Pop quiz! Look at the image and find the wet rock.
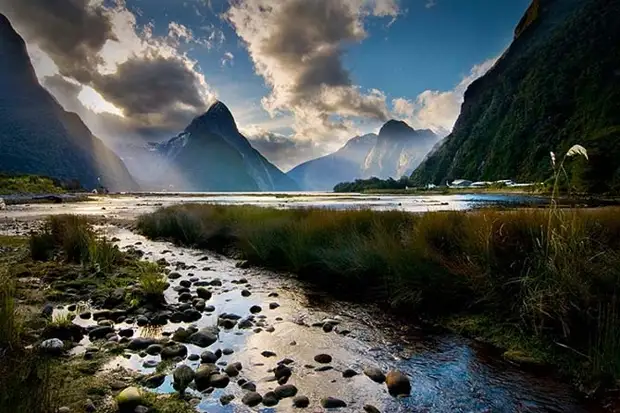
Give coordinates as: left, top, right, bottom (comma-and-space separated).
128, 337, 158, 351
274, 365, 292, 380
199, 256, 209, 261
118, 328, 133, 338
104, 288, 126, 309
209, 374, 230, 388
249, 305, 262, 314
269, 302, 280, 310
58, 406, 70, 413
188, 354, 200, 361
179, 280, 191, 288
134, 406, 149, 413
178, 292, 193, 302
220, 394, 235, 405
265, 326, 275, 333
224, 364, 239, 377
196, 287, 212, 300
145, 344, 163, 355
236, 260, 251, 269
136, 316, 149, 326
277, 376, 289, 385
242, 392, 262, 407
263, 391, 279, 406
200, 351, 219, 364
220, 313, 242, 320
168, 272, 181, 280
194, 364, 218, 390
161, 344, 188, 360
274, 384, 298, 399
150, 313, 169, 325
115, 387, 143, 411
204, 305, 216, 312
88, 326, 114, 340
322, 323, 334, 333
321, 397, 347, 408
182, 309, 202, 322
218, 319, 237, 329
238, 318, 253, 329
210, 279, 222, 286
364, 367, 386, 383
241, 290, 251, 297
222, 348, 234, 355
385, 370, 411, 396
292, 395, 310, 408
241, 382, 257, 392
40, 338, 64, 355
315, 366, 333, 372
314, 354, 332, 364
342, 369, 358, 378
173, 365, 195, 394
79, 311, 91, 319
193, 299, 206, 311
364, 404, 381, 413
41, 303, 54, 318
169, 312, 184, 323
261, 350, 277, 358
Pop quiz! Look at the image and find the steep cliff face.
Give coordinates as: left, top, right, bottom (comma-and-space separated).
152, 101, 299, 192
411, 0, 620, 192
287, 134, 377, 191
0, 14, 138, 191
363, 120, 437, 179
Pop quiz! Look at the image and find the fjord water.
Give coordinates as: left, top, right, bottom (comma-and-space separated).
82, 226, 591, 413
2, 192, 546, 220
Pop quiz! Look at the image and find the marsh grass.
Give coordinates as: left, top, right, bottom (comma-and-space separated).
138, 204, 620, 385
132, 261, 168, 302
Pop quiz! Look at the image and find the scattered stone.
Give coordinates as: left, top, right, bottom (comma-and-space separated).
241, 290, 251, 297
269, 302, 280, 310
364, 404, 381, 413
321, 397, 347, 408
342, 369, 358, 378
220, 394, 235, 405
315, 366, 333, 372
128, 337, 158, 351
161, 344, 188, 360
136, 316, 149, 326
209, 374, 230, 388
196, 287, 212, 300
274, 365, 292, 380
222, 348, 234, 355
193, 299, 206, 311
262, 391, 279, 406
314, 354, 332, 364
268, 292, 279, 298
188, 354, 200, 361
200, 351, 219, 364
224, 364, 239, 377
274, 384, 298, 399
322, 323, 334, 333
179, 280, 191, 288
142, 360, 159, 369
194, 364, 218, 391
261, 350, 277, 358
210, 279, 222, 286
292, 395, 310, 408
242, 392, 262, 407
144, 374, 166, 388
88, 326, 114, 340
188, 328, 217, 347
40, 338, 64, 355
364, 367, 386, 383
118, 328, 133, 338
265, 326, 275, 333
218, 319, 236, 329
204, 305, 216, 312
168, 272, 181, 280
145, 344, 163, 355
173, 365, 195, 394
182, 308, 202, 323
277, 376, 289, 385
79, 311, 91, 319
134, 406, 149, 413
249, 305, 262, 314
385, 370, 411, 396
58, 406, 70, 413
115, 387, 143, 411
241, 382, 257, 392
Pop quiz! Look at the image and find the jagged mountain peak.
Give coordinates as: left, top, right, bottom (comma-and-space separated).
188, 100, 238, 134
379, 120, 414, 138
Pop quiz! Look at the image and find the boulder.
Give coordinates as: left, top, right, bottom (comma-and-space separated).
314, 354, 332, 364
364, 367, 386, 383
262, 391, 279, 406
293, 395, 310, 408
274, 384, 298, 399
385, 370, 411, 396
241, 392, 262, 407
321, 397, 347, 408
188, 328, 218, 347
115, 387, 143, 411
40, 338, 64, 355
173, 365, 195, 394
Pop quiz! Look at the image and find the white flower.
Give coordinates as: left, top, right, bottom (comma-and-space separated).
550, 151, 556, 167
566, 144, 588, 160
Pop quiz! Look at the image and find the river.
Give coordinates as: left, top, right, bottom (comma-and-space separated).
2, 193, 597, 412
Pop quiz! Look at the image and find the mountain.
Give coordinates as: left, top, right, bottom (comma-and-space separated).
411, 0, 620, 193
150, 101, 299, 192
0, 14, 137, 191
288, 120, 437, 190
287, 133, 377, 191
363, 120, 437, 180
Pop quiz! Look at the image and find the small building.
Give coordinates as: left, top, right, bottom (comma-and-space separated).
470, 181, 492, 187
495, 179, 515, 187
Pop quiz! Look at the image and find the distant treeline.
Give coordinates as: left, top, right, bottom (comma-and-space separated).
0, 173, 84, 195
333, 176, 413, 192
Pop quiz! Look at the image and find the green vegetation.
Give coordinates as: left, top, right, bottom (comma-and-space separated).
0, 216, 174, 413
133, 261, 168, 302
138, 204, 620, 389
411, 0, 620, 193
0, 173, 82, 195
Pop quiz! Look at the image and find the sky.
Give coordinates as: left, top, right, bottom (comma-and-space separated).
0, 0, 530, 171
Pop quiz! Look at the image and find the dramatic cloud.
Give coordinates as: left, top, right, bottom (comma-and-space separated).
392, 57, 497, 135
227, 0, 399, 142
243, 126, 321, 171
0, 0, 214, 138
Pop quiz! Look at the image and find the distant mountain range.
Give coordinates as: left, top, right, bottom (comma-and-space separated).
140, 101, 299, 192
411, 0, 620, 193
0, 14, 137, 191
288, 120, 437, 190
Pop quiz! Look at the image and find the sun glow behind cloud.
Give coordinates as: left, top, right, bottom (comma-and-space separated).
78, 85, 124, 116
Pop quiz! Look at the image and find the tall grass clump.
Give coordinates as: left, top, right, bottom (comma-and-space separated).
132, 261, 168, 304
29, 215, 121, 272
138, 199, 620, 385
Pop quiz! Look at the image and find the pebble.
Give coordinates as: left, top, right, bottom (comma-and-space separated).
269, 302, 280, 309
242, 392, 263, 407
274, 384, 298, 399
261, 350, 277, 358
342, 368, 358, 378
241, 290, 251, 297
385, 370, 411, 396
321, 397, 347, 408
314, 354, 332, 364
364, 405, 381, 413
250, 305, 262, 314
262, 391, 279, 406
364, 367, 386, 383
293, 395, 310, 408
220, 394, 235, 405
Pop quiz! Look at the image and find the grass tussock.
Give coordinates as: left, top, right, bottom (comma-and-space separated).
138, 204, 620, 386
133, 261, 168, 301
30, 215, 122, 272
